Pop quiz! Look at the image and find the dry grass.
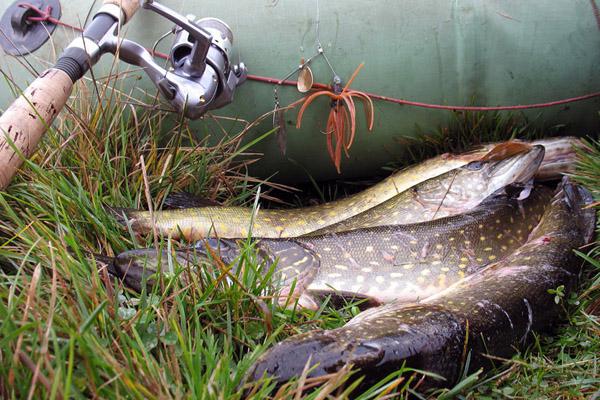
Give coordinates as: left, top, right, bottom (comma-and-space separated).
0, 68, 598, 399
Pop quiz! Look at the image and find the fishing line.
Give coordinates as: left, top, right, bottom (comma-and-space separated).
151, 29, 173, 59
314, 0, 337, 77
151, 28, 173, 89
234, 3, 242, 66
13, 2, 600, 113
315, 0, 321, 45
268, 0, 345, 140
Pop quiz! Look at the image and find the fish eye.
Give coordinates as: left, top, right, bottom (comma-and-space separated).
204, 238, 221, 248
465, 161, 485, 170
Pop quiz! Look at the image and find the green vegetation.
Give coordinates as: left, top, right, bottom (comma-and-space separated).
0, 78, 598, 399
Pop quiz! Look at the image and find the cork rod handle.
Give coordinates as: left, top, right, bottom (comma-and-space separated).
0, 1, 143, 190
104, 0, 142, 23
0, 69, 73, 190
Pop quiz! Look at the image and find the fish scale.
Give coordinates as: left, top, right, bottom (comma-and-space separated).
109, 143, 565, 308
258, 186, 552, 304
123, 150, 484, 239
310, 139, 583, 235
117, 138, 579, 240
111, 185, 553, 308
244, 178, 596, 390
307, 156, 533, 234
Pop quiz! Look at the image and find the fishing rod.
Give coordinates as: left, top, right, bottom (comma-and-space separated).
0, 0, 247, 190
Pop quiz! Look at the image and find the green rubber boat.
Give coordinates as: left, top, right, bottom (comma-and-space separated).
1, 0, 599, 182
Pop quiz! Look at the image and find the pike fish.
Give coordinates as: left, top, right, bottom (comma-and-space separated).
117, 138, 579, 240
309, 144, 543, 233
110, 185, 552, 308
244, 178, 595, 390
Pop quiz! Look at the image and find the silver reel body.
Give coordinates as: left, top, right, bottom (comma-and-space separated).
98, 0, 247, 119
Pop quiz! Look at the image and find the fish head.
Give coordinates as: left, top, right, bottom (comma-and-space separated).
529, 176, 596, 244
191, 238, 241, 264
419, 145, 545, 210
562, 179, 596, 243
245, 305, 466, 389
111, 239, 242, 292
479, 143, 545, 191
245, 329, 385, 387
112, 248, 176, 292
113, 239, 240, 273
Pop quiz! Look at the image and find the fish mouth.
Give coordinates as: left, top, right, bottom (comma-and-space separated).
560, 177, 596, 242
110, 239, 242, 292
245, 332, 385, 385
487, 145, 545, 185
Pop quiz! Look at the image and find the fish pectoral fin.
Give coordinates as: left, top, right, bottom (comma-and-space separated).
296, 293, 320, 310
276, 289, 319, 310
491, 181, 533, 201
259, 241, 321, 310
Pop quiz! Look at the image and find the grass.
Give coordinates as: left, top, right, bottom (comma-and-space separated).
0, 74, 598, 399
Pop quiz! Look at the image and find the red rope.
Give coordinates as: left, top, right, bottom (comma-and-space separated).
361, 90, 600, 111
21, 3, 172, 59
19, 2, 600, 113
19, 2, 82, 32
247, 74, 600, 111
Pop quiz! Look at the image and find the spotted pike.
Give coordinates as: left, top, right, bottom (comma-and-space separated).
110, 185, 552, 309
244, 178, 595, 391
308, 144, 543, 233
117, 138, 579, 239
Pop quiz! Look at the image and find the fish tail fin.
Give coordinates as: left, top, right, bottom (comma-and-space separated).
534, 137, 583, 181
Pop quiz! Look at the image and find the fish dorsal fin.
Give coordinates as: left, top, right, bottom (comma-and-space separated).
480, 141, 533, 161
444, 141, 532, 163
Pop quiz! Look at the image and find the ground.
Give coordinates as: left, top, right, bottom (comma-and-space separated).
0, 80, 598, 399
